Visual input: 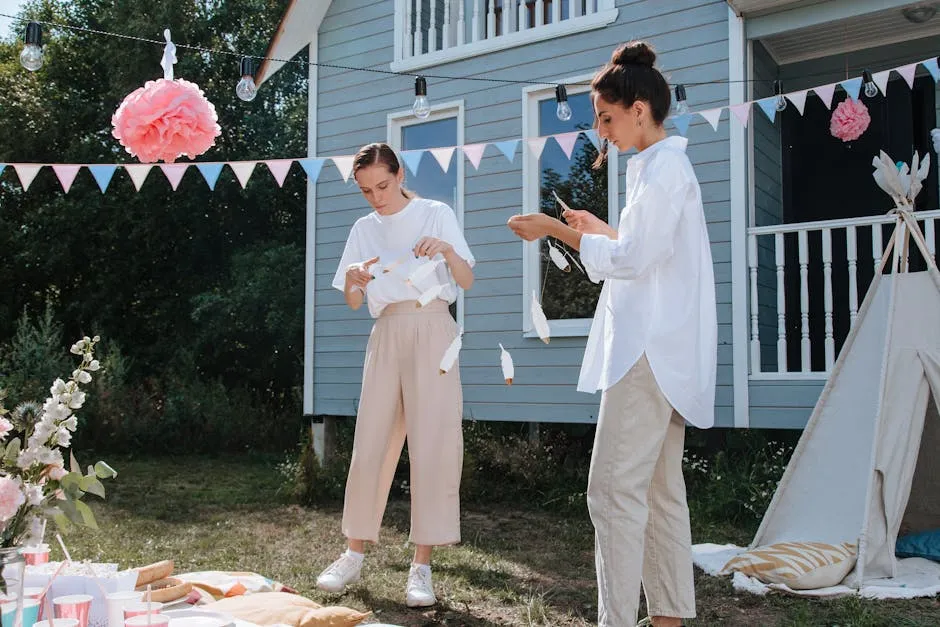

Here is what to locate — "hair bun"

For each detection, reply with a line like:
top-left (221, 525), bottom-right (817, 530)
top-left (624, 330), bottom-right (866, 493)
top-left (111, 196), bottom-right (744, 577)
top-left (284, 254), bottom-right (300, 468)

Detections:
top-left (611, 41), bottom-right (656, 68)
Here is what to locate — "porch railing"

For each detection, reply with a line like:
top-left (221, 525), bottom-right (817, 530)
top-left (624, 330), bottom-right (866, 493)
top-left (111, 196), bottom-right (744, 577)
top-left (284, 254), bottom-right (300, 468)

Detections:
top-left (391, 0), bottom-right (618, 72)
top-left (747, 210), bottom-right (940, 377)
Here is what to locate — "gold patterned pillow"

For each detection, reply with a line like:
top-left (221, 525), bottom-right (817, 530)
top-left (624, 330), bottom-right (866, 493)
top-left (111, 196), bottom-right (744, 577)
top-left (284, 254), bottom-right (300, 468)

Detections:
top-left (720, 541), bottom-right (857, 590)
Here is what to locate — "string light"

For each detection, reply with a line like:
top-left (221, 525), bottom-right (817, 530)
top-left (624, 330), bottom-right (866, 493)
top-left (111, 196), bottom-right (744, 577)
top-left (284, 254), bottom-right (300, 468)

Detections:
top-left (773, 80), bottom-right (787, 112)
top-left (413, 76), bottom-right (430, 119)
top-left (20, 21), bottom-right (43, 71)
top-left (555, 85), bottom-right (572, 121)
top-left (862, 69), bottom-right (878, 98)
top-left (673, 84), bottom-right (689, 115)
top-left (236, 57), bottom-right (257, 102)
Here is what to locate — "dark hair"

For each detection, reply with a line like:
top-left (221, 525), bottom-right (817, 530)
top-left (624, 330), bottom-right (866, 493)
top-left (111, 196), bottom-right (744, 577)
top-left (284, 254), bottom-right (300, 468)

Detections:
top-left (352, 142), bottom-right (415, 199)
top-left (591, 41), bottom-right (671, 167)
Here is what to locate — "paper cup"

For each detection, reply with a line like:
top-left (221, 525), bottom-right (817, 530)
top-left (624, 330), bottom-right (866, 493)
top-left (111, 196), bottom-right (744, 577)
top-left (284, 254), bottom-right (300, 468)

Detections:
top-left (106, 592), bottom-right (143, 627)
top-left (122, 602), bottom-right (163, 620)
top-left (53, 594), bottom-right (93, 627)
top-left (2, 598), bottom-right (41, 627)
top-left (20, 587), bottom-right (44, 620)
top-left (40, 620), bottom-right (79, 627)
top-left (125, 615), bottom-right (170, 627)
top-left (20, 546), bottom-right (49, 566)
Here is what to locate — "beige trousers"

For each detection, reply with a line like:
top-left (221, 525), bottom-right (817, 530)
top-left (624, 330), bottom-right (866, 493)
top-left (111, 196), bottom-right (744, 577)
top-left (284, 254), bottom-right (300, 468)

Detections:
top-left (341, 299), bottom-right (463, 546)
top-left (587, 354), bottom-right (696, 626)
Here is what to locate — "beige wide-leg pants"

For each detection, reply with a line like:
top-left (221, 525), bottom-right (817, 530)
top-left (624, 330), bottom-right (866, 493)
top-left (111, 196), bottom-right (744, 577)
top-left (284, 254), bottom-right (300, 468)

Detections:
top-left (586, 354), bottom-right (696, 627)
top-left (341, 299), bottom-right (463, 546)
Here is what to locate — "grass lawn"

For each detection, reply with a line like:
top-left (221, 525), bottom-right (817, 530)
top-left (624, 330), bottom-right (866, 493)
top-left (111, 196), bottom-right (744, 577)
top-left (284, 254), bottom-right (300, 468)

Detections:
top-left (59, 455), bottom-right (940, 626)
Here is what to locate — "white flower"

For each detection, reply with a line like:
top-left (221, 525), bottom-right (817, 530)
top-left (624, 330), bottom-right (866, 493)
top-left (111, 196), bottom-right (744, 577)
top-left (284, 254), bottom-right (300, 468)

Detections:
top-left (73, 370), bottom-right (92, 384)
top-left (50, 379), bottom-right (68, 398)
top-left (41, 399), bottom-right (70, 424)
top-left (61, 416), bottom-right (78, 431)
top-left (70, 341), bottom-right (84, 355)
top-left (67, 391), bottom-right (86, 410)
top-left (88, 360), bottom-right (101, 372)
top-left (55, 428), bottom-right (72, 448)
top-left (48, 465), bottom-right (67, 481)
top-left (0, 418), bottom-right (12, 442)
top-left (23, 482), bottom-right (42, 507)
top-left (92, 335), bottom-right (100, 343)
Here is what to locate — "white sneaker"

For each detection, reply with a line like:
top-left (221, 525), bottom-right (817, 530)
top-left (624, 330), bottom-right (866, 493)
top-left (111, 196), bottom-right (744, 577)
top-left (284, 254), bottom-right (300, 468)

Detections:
top-left (316, 552), bottom-right (362, 593)
top-left (405, 563), bottom-right (436, 608)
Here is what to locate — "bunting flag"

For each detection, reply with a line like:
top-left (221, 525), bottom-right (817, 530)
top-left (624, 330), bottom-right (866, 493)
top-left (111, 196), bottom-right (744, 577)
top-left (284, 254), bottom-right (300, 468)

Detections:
top-left (3, 54), bottom-right (938, 196)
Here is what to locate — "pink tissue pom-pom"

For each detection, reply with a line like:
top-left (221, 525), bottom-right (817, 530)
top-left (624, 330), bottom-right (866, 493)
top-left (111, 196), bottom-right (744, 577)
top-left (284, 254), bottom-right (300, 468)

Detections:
top-left (112, 78), bottom-right (221, 163)
top-left (830, 98), bottom-right (871, 142)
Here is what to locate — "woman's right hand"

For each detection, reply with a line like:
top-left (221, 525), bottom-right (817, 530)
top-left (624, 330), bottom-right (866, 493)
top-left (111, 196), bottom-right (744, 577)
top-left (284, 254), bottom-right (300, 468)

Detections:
top-left (346, 256), bottom-right (380, 291)
top-left (562, 209), bottom-right (617, 239)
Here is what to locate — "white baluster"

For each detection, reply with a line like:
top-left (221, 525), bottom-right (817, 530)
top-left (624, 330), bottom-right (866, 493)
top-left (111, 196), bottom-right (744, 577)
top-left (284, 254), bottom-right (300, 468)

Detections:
top-left (442, 0), bottom-right (451, 50)
top-left (502, 0), bottom-right (511, 35)
top-left (404, 0), bottom-right (414, 57)
top-left (927, 218), bottom-right (936, 263)
top-left (872, 222), bottom-right (883, 272)
top-left (487, 0), bottom-right (496, 38)
top-left (414, 0), bottom-right (423, 55)
top-left (775, 233), bottom-right (786, 373)
top-left (748, 234), bottom-right (761, 374)
top-left (822, 228), bottom-right (834, 370)
top-left (458, 0), bottom-right (466, 45)
top-left (568, 0), bottom-right (576, 20)
top-left (552, 0), bottom-right (560, 24)
top-left (585, 0), bottom-right (595, 15)
top-left (798, 230), bottom-right (810, 372)
top-left (535, 0), bottom-right (544, 26)
top-left (847, 225), bottom-right (858, 327)
top-left (518, 0), bottom-right (526, 31)
top-left (428, 0), bottom-right (437, 52)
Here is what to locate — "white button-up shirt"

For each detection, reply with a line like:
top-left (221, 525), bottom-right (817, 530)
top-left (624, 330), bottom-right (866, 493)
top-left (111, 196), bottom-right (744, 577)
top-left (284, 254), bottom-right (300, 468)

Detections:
top-left (577, 136), bottom-right (717, 429)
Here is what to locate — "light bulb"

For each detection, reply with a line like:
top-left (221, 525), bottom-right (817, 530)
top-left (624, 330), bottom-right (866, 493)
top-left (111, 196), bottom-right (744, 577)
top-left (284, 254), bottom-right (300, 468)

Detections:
top-left (862, 70), bottom-right (878, 98)
top-left (413, 76), bottom-right (430, 119)
top-left (773, 80), bottom-right (787, 112)
top-left (555, 85), bottom-right (572, 121)
top-left (20, 22), bottom-right (42, 72)
top-left (236, 57), bottom-right (257, 102)
top-left (775, 95), bottom-right (787, 112)
top-left (673, 84), bottom-right (689, 115)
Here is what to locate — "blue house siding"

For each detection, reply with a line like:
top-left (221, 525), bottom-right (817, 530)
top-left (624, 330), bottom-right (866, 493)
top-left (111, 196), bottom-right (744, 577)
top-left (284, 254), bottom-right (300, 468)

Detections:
top-left (312, 0), bottom-right (737, 425)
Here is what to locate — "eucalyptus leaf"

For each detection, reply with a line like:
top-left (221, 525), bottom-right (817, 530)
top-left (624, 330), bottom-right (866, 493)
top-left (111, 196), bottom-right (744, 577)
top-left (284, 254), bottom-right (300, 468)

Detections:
top-left (4, 438), bottom-right (20, 466)
top-left (74, 500), bottom-right (98, 529)
top-left (94, 461), bottom-right (118, 479)
top-left (79, 476), bottom-right (106, 499)
top-left (70, 452), bottom-right (80, 474)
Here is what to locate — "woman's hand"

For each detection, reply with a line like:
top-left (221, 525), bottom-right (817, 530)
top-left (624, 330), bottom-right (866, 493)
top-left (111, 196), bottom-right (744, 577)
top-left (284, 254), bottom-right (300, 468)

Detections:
top-left (345, 256), bottom-right (379, 291)
top-left (563, 209), bottom-right (617, 239)
top-left (506, 213), bottom-right (556, 241)
top-left (413, 236), bottom-right (454, 259)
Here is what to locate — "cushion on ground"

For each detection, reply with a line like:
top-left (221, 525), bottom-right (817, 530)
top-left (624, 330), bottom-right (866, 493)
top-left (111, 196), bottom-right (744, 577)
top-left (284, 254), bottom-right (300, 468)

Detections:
top-left (896, 528), bottom-right (940, 562)
top-left (203, 592), bottom-right (370, 627)
top-left (719, 541), bottom-right (857, 590)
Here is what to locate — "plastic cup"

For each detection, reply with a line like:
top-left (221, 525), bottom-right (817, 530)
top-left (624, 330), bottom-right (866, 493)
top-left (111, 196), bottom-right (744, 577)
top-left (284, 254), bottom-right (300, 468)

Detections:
top-left (2, 598), bottom-right (41, 627)
top-left (20, 588), bottom-right (44, 620)
top-left (124, 615), bottom-right (169, 627)
top-left (106, 592), bottom-right (143, 627)
top-left (52, 595), bottom-right (93, 627)
top-left (20, 546), bottom-right (49, 566)
top-left (122, 602), bottom-right (163, 620)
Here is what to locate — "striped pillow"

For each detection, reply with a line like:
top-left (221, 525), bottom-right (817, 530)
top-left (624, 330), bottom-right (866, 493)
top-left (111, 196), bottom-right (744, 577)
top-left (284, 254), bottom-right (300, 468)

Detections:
top-left (720, 541), bottom-right (857, 590)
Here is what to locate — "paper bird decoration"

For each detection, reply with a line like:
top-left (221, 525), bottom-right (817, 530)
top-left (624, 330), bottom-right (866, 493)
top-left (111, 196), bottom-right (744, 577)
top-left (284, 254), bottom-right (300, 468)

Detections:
top-left (407, 258), bottom-right (444, 285)
top-left (439, 330), bottom-right (462, 374)
top-left (872, 150), bottom-right (930, 207)
top-left (498, 343), bottom-right (514, 385)
top-left (531, 291), bottom-right (550, 344)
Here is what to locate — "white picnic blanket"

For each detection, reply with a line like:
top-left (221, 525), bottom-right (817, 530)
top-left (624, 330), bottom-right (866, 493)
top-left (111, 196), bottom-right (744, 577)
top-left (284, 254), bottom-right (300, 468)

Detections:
top-left (692, 543), bottom-right (940, 600)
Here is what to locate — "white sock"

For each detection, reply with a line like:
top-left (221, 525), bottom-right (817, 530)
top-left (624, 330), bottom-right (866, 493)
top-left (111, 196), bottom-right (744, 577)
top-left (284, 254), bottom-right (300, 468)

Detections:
top-left (345, 548), bottom-right (364, 561)
top-left (412, 563), bottom-right (431, 575)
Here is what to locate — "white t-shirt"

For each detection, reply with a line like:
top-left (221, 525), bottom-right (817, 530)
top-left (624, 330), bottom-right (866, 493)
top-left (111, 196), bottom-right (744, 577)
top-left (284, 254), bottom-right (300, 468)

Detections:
top-left (331, 197), bottom-right (475, 319)
top-left (577, 136), bottom-right (718, 429)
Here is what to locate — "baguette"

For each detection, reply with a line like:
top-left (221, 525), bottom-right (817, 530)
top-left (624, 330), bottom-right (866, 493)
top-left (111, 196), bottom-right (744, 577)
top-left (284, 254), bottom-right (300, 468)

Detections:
top-left (132, 560), bottom-right (174, 587)
top-left (135, 577), bottom-right (193, 603)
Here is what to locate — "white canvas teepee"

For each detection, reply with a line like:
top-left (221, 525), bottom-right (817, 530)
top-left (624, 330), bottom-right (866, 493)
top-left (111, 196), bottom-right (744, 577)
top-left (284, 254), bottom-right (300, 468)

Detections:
top-left (749, 152), bottom-right (940, 588)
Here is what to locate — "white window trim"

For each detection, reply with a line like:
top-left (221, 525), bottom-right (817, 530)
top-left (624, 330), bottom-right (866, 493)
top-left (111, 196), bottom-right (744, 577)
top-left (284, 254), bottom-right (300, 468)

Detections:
top-left (521, 75), bottom-right (619, 339)
top-left (390, 3), bottom-right (618, 74)
top-left (387, 100), bottom-right (467, 330)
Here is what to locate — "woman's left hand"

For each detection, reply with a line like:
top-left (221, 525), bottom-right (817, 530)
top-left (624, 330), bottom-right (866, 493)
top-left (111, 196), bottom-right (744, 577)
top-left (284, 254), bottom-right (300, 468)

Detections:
top-left (414, 236), bottom-right (454, 259)
top-left (507, 213), bottom-right (555, 241)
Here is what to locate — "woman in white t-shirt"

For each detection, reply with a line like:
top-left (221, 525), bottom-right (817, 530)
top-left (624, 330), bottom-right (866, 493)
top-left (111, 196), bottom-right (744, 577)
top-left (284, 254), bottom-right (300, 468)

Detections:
top-left (507, 42), bottom-right (716, 627)
top-left (316, 142), bottom-right (475, 608)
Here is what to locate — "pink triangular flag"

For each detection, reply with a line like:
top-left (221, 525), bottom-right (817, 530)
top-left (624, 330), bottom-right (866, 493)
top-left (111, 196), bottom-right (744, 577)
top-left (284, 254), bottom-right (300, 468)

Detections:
top-left (229, 161), bottom-right (257, 189)
top-left (264, 159), bottom-right (293, 187)
top-left (52, 165), bottom-right (81, 193)
top-left (786, 90), bottom-right (808, 115)
top-left (872, 70), bottom-right (890, 96)
top-left (159, 164), bottom-right (189, 191)
top-left (554, 132), bottom-right (580, 159)
top-left (331, 156), bottom-right (354, 182)
top-left (13, 165), bottom-right (42, 191)
top-left (429, 147), bottom-right (456, 173)
top-left (462, 143), bottom-right (486, 170)
top-left (729, 103), bottom-right (750, 128)
top-left (699, 109), bottom-right (722, 131)
top-left (813, 83), bottom-right (836, 109)
top-left (123, 165), bottom-right (153, 191)
top-left (527, 137), bottom-right (548, 159)
top-left (897, 63), bottom-right (918, 89)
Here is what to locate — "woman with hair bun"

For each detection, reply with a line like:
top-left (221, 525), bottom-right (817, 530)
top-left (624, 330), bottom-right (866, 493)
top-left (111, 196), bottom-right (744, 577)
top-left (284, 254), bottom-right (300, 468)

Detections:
top-left (508, 41), bottom-right (717, 627)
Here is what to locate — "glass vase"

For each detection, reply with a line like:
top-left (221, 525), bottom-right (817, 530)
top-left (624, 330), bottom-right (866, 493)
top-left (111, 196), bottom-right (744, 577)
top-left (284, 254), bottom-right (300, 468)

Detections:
top-left (0, 547), bottom-right (27, 627)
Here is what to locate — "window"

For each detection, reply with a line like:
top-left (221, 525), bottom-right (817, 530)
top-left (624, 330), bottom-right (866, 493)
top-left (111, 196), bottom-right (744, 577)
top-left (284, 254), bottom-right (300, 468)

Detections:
top-left (388, 101), bottom-right (466, 326)
top-left (522, 78), bottom-right (619, 337)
